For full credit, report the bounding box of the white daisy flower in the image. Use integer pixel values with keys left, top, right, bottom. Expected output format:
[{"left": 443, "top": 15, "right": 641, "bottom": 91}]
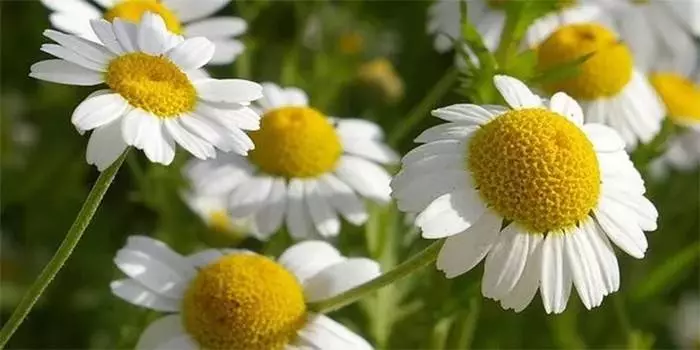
[
  {"left": 392, "top": 75, "right": 658, "bottom": 314},
  {"left": 182, "top": 191, "right": 251, "bottom": 236},
  {"left": 426, "top": 0, "right": 602, "bottom": 53},
  {"left": 30, "top": 13, "right": 262, "bottom": 171},
  {"left": 536, "top": 22, "right": 665, "bottom": 149},
  {"left": 110, "top": 236, "right": 379, "bottom": 349},
  {"left": 672, "top": 293, "right": 700, "bottom": 350},
  {"left": 185, "top": 83, "right": 398, "bottom": 240},
  {"left": 592, "top": 0, "right": 699, "bottom": 77},
  {"left": 40, "top": 0, "right": 247, "bottom": 65},
  {"left": 649, "top": 73, "right": 700, "bottom": 174}
]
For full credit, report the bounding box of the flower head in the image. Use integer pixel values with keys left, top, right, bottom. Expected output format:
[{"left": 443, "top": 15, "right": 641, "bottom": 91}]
[
  {"left": 111, "top": 236, "right": 379, "bottom": 349},
  {"left": 40, "top": 0, "right": 247, "bottom": 65},
  {"left": 392, "top": 75, "right": 658, "bottom": 313},
  {"left": 30, "top": 13, "right": 262, "bottom": 170},
  {"left": 185, "top": 83, "right": 398, "bottom": 240}
]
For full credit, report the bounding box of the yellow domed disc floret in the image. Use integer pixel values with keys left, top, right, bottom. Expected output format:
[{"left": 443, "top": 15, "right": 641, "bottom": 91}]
[
  {"left": 104, "top": 0, "right": 182, "bottom": 34},
  {"left": 537, "top": 23, "right": 633, "bottom": 100},
  {"left": 182, "top": 254, "right": 307, "bottom": 350},
  {"left": 468, "top": 108, "right": 601, "bottom": 233},
  {"left": 249, "top": 107, "right": 342, "bottom": 178},
  {"left": 105, "top": 53, "right": 196, "bottom": 118},
  {"left": 649, "top": 72, "right": 700, "bottom": 124}
]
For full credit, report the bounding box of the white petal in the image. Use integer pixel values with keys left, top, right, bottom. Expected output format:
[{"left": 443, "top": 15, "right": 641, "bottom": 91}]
[
  {"left": 431, "top": 104, "right": 506, "bottom": 124},
  {"left": 183, "top": 17, "right": 247, "bottom": 38},
  {"left": 278, "top": 241, "right": 344, "bottom": 284},
  {"left": 72, "top": 91, "right": 128, "bottom": 131},
  {"left": 112, "top": 18, "right": 139, "bottom": 52},
  {"left": 110, "top": 279, "right": 180, "bottom": 312},
  {"left": 29, "top": 59, "right": 103, "bottom": 86},
  {"left": 204, "top": 39, "right": 245, "bottom": 65},
  {"left": 603, "top": 190, "right": 657, "bottom": 231},
  {"left": 125, "top": 235, "right": 197, "bottom": 277},
  {"left": 114, "top": 249, "right": 190, "bottom": 299},
  {"left": 595, "top": 202, "right": 648, "bottom": 259},
  {"left": 303, "top": 258, "right": 381, "bottom": 302},
  {"left": 186, "top": 249, "right": 224, "bottom": 268},
  {"left": 335, "top": 119, "right": 383, "bottom": 140},
  {"left": 341, "top": 137, "right": 398, "bottom": 164},
  {"left": 86, "top": 120, "right": 129, "bottom": 171},
  {"left": 437, "top": 210, "right": 502, "bottom": 278},
  {"left": 493, "top": 75, "right": 543, "bottom": 109},
  {"left": 282, "top": 87, "right": 309, "bottom": 106},
  {"left": 40, "top": 44, "right": 105, "bottom": 71},
  {"left": 414, "top": 123, "right": 477, "bottom": 143},
  {"left": 167, "top": 37, "right": 215, "bottom": 70},
  {"left": 90, "top": 19, "right": 124, "bottom": 55},
  {"left": 228, "top": 176, "right": 274, "bottom": 218},
  {"left": 286, "top": 179, "right": 316, "bottom": 240},
  {"left": 41, "top": 0, "right": 101, "bottom": 17},
  {"left": 564, "top": 230, "right": 596, "bottom": 310},
  {"left": 540, "top": 234, "right": 572, "bottom": 314},
  {"left": 152, "top": 336, "right": 197, "bottom": 350},
  {"left": 304, "top": 180, "right": 341, "bottom": 237},
  {"left": 163, "top": 118, "right": 216, "bottom": 159},
  {"left": 166, "top": 0, "right": 231, "bottom": 22},
  {"left": 392, "top": 169, "right": 468, "bottom": 214},
  {"left": 584, "top": 123, "right": 626, "bottom": 153},
  {"left": 499, "top": 233, "right": 544, "bottom": 312},
  {"left": 137, "top": 12, "right": 171, "bottom": 55},
  {"left": 295, "top": 314, "right": 373, "bottom": 350},
  {"left": 416, "top": 187, "right": 486, "bottom": 239},
  {"left": 48, "top": 13, "right": 99, "bottom": 39},
  {"left": 196, "top": 79, "right": 263, "bottom": 104},
  {"left": 334, "top": 156, "right": 392, "bottom": 203},
  {"left": 583, "top": 219, "right": 620, "bottom": 293},
  {"left": 124, "top": 111, "right": 175, "bottom": 165},
  {"left": 549, "top": 92, "right": 583, "bottom": 125},
  {"left": 401, "top": 139, "right": 465, "bottom": 165},
  {"left": 253, "top": 177, "right": 287, "bottom": 238},
  {"left": 43, "top": 29, "right": 113, "bottom": 65},
  {"left": 318, "top": 174, "right": 368, "bottom": 226},
  {"left": 482, "top": 226, "right": 532, "bottom": 300},
  {"left": 135, "top": 315, "right": 192, "bottom": 350}
]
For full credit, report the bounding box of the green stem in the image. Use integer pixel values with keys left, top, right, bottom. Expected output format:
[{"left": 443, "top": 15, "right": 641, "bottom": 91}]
[
  {"left": 0, "top": 150, "right": 129, "bottom": 349},
  {"left": 309, "top": 240, "right": 443, "bottom": 314},
  {"left": 387, "top": 67, "right": 458, "bottom": 147}
]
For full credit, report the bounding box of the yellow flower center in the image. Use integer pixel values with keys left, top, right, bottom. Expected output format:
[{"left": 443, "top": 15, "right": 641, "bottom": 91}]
[
  {"left": 468, "top": 108, "right": 601, "bottom": 233},
  {"left": 249, "top": 107, "right": 342, "bottom": 178},
  {"left": 208, "top": 210, "right": 233, "bottom": 233},
  {"left": 649, "top": 72, "right": 700, "bottom": 124},
  {"left": 104, "top": 0, "right": 182, "bottom": 34},
  {"left": 537, "top": 23, "right": 633, "bottom": 100},
  {"left": 182, "top": 254, "right": 307, "bottom": 350},
  {"left": 105, "top": 53, "right": 196, "bottom": 118},
  {"left": 338, "top": 32, "right": 364, "bottom": 55}
]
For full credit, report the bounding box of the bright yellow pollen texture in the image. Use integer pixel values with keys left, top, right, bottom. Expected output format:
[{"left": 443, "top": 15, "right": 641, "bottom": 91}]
[
  {"left": 649, "top": 72, "right": 700, "bottom": 124},
  {"left": 249, "top": 107, "right": 342, "bottom": 178},
  {"left": 468, "top": 108, "right": 601, "bottom": 233},
  {"left": 537, "top": 23, "right": 633, "bottom": 100},
  {"left": 105, "top": 53, "right": 196, "bottom": 118},
  {"left": 104, "top": 0, "right": 182, "bottom": 34},
  {"left": 182, "top": 254, "right": 307, "bottom": 350}
]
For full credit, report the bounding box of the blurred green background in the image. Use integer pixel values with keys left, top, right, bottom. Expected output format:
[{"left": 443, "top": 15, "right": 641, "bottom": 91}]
[{"left": 1, "top": 1, "right": 698, "bottom": 349}]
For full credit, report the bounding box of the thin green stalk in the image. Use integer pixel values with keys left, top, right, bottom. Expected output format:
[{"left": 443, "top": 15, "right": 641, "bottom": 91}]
[
  {"left": 309, "top": 240, "right": 443, "bottom": 314},
  {"left": 0, "top": 150, "right": 129, "bottom": 349},
  {"left": 388, "top": 67, "right": 459, "bottom": 147}
]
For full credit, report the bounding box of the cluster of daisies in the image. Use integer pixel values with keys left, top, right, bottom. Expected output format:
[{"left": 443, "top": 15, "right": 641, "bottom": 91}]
[{"left": 27, "top": 0, "right": 698, "bottom": 348}]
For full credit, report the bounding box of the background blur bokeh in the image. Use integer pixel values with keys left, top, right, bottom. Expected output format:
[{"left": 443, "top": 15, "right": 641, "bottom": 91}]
[{"left": 1, "top": 1, "right": 698, "bottom": 349}]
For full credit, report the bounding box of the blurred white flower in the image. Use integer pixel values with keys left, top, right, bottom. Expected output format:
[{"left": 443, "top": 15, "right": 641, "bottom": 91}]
[
  {"left": 111, "top": 236, "right": 379, "bottom": 349},
  {"left": 181, "top": 191, "right": 251, "bottom": 236},
  {"left": 392, "top": 75, "right": 657, "bottom": 314},
  {"left": 536, "top": 23, "right": 665, "bottom": 149},
  {"left": 30, "top": 13, "right": 262, "bottom": 170},
  {"left": 40, "top": 0, "right": 247, "bottom": 65},
  {"left": 185, "top": 83, "right": 398, "bottom": 241},
  {"left": 672, "top": 293, "right": 700, "bottom": 350}
]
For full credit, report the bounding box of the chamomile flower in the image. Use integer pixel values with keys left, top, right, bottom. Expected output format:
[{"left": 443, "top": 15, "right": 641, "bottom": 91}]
[
  {"left": 536, "top": 23, "right": 665, "bottom": 149},
  {"left": 30, "top": 13, "right": 262, "bottom": 170},
  {"left": 185, "top": 83, "right": 398, "bottom": 240},
  {"left": 427, "top": 0, "right": 601, "bottom": 53},
  {"left": 40, "top": 0, "right": 247, "bottom": 65},
  {"left": 593, "top": 0, "right": 699, "bottom": 76},
  {"left": 649, "top": 73, "right": 700, "bottom": 173},
  {"left": 111, "top": 236, "right": 379, "bottom": 349},
  {"left": 182, "top": 191, "right": 250, "bottom": 236},
  {"left": 392, "top": 75, "right": 658, "bottom": 314}
]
